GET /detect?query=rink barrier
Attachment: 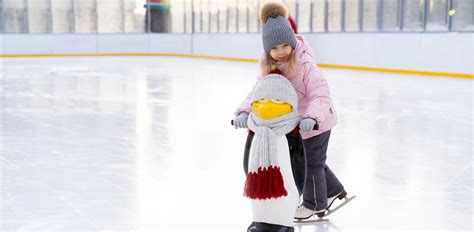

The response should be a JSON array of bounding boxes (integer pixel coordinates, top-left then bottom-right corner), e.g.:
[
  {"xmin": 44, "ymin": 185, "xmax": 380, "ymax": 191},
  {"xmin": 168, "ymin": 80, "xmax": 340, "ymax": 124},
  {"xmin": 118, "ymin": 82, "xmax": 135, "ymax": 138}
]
[
  {"xmin": 0, "ymin": 53, "xmax": 258, "ymax": 63},
  {"xmin": 0, "ymin": 53, "xmax": 472, "ymax": 79},
  {"xmin": 315, "ymin": 64, "xmax": 473, "ymax": 79}
]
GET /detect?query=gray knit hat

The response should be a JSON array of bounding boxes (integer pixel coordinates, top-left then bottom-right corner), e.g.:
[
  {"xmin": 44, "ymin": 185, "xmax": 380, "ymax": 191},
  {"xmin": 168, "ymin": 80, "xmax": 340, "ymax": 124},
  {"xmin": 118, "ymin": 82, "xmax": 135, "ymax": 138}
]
[
  {"xmin": 251, "ymin": 74, "xmax": 298, "ymax": 110},
  {"xmin": 261, "ymin": 16, "xmax": 297, "ymax": 55}
]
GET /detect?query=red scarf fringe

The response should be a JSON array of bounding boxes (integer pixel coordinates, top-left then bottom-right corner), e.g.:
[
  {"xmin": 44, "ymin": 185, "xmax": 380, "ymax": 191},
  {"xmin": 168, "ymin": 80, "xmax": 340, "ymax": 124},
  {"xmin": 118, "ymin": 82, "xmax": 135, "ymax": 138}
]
[{"xmin": 243, "ymin": 166, "xmax": 288, "ymax": 200}]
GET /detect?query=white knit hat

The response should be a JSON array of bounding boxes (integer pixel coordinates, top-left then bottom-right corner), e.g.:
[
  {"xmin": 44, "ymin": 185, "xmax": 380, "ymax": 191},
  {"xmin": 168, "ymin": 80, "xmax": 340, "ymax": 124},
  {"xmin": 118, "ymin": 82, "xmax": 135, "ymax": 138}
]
[{"xmin": 250, "ymin": 74, "xmax": 298, "ymax": 110}]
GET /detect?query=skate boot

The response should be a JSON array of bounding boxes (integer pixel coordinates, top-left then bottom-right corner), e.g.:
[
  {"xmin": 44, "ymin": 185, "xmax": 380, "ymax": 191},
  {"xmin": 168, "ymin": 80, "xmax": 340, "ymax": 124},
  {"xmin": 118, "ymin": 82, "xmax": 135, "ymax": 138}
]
[
  {"xmin": 327, "ymin": 190, "xmax": 347, "ymax": 209},
  {"xmin": 294, "ymin": 205, "xmax": 326, "ymax": 219},
  {"xmin": 247, "ymin": 222, "xmax": 294, "ymax": 232}
]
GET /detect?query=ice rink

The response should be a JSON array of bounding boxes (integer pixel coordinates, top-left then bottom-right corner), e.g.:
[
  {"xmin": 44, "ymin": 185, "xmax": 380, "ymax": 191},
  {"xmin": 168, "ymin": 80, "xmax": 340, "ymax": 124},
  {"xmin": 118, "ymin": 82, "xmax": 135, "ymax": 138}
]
[{"xmin": 1, "ymin": 57, "xmax": 472, "ymax": 231}]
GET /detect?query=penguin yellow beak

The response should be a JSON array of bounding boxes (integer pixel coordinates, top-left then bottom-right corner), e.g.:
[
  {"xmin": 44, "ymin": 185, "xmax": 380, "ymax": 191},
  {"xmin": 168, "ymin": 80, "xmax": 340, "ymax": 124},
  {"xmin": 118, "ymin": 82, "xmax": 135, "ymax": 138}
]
[{"xmin": 251, "ymin": 99, "xmax": 292, "ymax": 120}]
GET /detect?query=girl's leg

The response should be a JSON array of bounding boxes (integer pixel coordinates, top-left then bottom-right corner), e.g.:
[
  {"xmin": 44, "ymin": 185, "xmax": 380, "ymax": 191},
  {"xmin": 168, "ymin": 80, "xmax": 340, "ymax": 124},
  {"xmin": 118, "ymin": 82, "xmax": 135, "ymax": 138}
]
[
  {"xmin": 324, "ymin": 165, "xmax": 344, "ymax": 198},
  {"xmin": 302, "ymin": 130, "xmax": 343, "ymax": 211}
]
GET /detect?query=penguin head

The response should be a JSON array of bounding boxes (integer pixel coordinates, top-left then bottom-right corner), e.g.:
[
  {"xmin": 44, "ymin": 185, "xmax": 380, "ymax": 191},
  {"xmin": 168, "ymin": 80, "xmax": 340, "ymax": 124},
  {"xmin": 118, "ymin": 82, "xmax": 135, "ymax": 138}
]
[{"xmin": 250, "ymin": 71, "xmax": 298, "ymax": 120}]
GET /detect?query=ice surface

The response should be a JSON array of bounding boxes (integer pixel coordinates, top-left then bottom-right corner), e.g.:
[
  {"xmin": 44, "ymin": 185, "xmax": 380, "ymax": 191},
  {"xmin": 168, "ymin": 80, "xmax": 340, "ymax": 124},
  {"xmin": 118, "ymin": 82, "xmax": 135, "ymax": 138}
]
[{"xmin": 0, "ymin": 57, "xmax": 472, "ymax": 231}]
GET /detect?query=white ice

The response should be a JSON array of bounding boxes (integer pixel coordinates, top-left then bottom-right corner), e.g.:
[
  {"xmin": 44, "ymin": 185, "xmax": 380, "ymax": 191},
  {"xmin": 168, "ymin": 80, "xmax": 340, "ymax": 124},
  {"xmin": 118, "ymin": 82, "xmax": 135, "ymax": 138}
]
[{"xmin": 0, "ymin": 57, "xmax": 472, "ymax": 232}]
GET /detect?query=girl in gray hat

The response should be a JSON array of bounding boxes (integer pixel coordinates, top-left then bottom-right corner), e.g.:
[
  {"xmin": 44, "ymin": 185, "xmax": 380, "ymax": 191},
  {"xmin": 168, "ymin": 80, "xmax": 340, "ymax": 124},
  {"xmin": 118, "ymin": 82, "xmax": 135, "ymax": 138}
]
[{"xmin": 233, "ymin": 2, "xmax": 348, "ymax": 220}]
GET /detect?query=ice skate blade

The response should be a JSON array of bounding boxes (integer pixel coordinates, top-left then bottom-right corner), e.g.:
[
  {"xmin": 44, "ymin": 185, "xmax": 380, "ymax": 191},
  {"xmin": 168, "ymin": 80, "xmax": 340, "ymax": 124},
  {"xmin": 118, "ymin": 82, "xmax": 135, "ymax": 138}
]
[
  {"xmin": 294, "ymin": 196, "xmax": 356, "ymax": 224},
  {"xmin": 324, "ymin": 195, "xmax": 356, "ymax": 217},
  {"xmin": 294, "ymin": 217, "xmax": 329, "ymax": 224}
]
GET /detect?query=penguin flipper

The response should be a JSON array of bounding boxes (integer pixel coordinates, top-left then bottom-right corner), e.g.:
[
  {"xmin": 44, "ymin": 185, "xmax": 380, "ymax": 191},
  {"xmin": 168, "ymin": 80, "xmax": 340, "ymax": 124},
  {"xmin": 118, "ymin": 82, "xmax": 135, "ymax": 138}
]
[{"xmin": 243, "ymin": 130, "xmax": 255, "ymax": 175}]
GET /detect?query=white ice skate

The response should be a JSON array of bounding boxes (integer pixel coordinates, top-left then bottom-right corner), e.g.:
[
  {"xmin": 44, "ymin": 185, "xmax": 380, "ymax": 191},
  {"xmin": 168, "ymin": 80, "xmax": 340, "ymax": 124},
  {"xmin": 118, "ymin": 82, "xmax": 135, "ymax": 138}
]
[
  {"xmin": 294, "ymin": 190, "xmax": 355, "ymax": 223},
  {"xmin": 323, "ymin": 190, "xmax": 356, "ymax": 217}
]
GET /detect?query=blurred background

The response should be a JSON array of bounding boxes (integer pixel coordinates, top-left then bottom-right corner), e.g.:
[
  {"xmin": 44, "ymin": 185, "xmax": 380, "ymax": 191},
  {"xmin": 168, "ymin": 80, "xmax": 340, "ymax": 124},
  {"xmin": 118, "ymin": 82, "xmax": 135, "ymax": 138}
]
[
  {"xmin": 1, "ymin": 0, "xmax": 473, "ymax": 33},
  {"xmin": 0, "ymin": 1, "xmax": 472, "ymax": 232}
]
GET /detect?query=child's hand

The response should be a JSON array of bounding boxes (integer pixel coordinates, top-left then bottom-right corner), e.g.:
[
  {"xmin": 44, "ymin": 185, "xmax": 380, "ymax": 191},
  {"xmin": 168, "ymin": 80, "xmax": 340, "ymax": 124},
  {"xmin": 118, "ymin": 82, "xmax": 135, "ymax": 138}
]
[
  {"xmin": 299, "ymin": 118, "xmax": 318, "ymax": 132},
  {"xmin": 233, "ymin": 112, "xmax": 249, "ymax": 129}
]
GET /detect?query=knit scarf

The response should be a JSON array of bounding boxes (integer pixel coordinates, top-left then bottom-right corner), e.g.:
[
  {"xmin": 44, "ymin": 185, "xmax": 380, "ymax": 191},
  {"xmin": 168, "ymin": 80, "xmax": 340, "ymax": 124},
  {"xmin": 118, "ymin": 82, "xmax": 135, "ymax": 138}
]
[{"xmin": 244, "ymin": 111, "xmax": 300, "ymax": 200}]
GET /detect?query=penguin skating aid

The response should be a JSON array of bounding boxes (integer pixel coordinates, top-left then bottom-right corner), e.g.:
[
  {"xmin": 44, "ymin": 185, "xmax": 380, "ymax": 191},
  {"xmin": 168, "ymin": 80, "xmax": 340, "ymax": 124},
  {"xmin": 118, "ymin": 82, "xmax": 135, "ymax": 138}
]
[{"xmin": 233, "ymin": 72, "xmax": 313, "ymax": 232}]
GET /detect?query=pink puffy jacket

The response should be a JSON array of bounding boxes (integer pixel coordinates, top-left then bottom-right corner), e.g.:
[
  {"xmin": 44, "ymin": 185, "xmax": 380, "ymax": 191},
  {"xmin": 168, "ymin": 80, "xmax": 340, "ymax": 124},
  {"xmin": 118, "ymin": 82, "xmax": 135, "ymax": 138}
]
[{"xmin": 234, "ymin": 34, "xmax": 337, "ymax": 139}]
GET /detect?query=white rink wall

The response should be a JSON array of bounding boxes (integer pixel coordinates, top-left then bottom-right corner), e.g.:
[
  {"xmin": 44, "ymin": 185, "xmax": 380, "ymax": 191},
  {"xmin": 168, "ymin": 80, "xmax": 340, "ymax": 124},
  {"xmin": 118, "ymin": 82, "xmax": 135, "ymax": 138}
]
[
  {"xmin": 304, "ymin": 33, "xmax": 473, "ymax": 75},
  {"xmin": 0, "ymin": 34, "xmax": 192, "ymax": 55},
  {"xmin": 0, "ymin": 33, "xmax": 472, "ymax": 74}
]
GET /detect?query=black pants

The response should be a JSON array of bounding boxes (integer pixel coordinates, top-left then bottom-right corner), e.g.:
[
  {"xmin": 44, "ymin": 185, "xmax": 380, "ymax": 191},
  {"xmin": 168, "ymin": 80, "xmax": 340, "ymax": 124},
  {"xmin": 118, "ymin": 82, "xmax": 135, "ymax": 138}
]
[{"xmin": 302, "ymin": 130, "xmax": 344, "ymax": 211}]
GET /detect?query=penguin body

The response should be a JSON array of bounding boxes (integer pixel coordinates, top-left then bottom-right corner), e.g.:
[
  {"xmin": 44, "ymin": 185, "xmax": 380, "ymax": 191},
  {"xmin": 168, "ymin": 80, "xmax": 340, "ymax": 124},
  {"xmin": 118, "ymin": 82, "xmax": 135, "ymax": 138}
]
[
  {"xmin": 244, "ymin": 129, "xmax": 306, "ymax": 230},
  {"xmin": 250, "ymin": 134, "xmax": 299, "ymax": 226}
]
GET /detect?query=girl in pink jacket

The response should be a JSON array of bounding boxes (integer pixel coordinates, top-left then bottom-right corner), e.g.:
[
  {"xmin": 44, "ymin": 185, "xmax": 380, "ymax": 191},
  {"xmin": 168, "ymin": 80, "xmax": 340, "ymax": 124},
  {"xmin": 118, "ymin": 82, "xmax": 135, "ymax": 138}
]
[{"xmin": 233, "ymin": 2, "xmax": 347, "ymax": 220}]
